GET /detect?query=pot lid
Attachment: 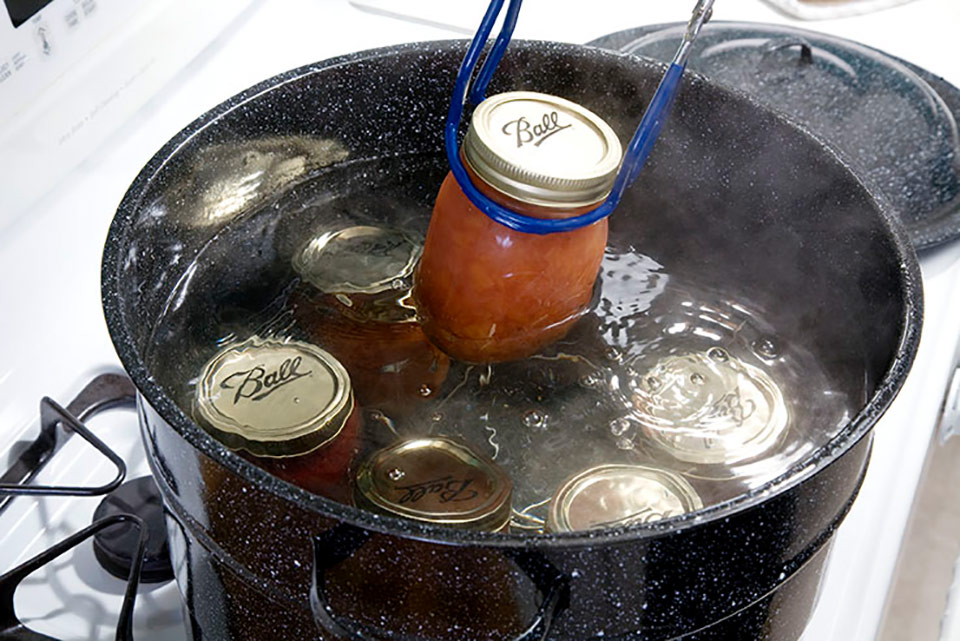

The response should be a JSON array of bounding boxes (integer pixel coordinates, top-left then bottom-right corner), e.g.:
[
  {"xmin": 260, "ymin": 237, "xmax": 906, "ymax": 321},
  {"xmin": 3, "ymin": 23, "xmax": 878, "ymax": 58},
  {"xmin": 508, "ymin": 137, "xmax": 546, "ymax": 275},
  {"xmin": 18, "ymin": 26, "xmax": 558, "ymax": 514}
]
[{"xmin": 588, "ymin": 22, "xmax": 960, "ymax": 251}]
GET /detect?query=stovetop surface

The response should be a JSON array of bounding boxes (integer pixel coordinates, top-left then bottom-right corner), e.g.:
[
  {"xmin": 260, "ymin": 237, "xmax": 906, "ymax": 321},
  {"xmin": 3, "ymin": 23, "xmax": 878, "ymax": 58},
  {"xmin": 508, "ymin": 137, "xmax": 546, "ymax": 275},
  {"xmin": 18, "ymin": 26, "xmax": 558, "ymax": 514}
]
[{"xmin": 1, "ymin": 1, "xmax": 958, "ymax": 640}]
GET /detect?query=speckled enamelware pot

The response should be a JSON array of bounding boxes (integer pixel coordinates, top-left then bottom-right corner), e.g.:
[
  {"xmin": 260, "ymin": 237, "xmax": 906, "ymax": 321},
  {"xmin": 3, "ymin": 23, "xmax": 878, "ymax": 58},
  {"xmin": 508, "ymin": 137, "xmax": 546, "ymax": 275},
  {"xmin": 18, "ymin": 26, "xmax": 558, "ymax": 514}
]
[{"xmin": 102, "ymin": 41, "xmax": 921, "ymax": 641}]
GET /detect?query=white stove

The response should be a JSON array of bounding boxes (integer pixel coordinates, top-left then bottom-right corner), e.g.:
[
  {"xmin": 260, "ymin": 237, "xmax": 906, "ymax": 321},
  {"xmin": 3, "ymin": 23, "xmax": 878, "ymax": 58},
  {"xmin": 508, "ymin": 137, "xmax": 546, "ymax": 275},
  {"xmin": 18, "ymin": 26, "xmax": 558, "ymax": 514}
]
[{"xmin": 0, "ymin": 0, "xmax": 958, "ymax": 639}]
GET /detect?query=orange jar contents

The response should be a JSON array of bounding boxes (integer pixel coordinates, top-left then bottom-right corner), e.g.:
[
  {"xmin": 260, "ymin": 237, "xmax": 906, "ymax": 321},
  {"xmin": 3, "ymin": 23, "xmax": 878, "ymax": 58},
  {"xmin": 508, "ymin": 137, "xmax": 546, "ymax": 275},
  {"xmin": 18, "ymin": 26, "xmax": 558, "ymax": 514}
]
[
  {"xmin": 290, "ymin": 287, "xmax": 450, "ymax": 418},
  {"xmin": 414, "ymin": 92, "xmax": 623, "ymax": 363},
  {"xmin": 253, "ymin": 404, "xmax": 361, "ymax": 503}
]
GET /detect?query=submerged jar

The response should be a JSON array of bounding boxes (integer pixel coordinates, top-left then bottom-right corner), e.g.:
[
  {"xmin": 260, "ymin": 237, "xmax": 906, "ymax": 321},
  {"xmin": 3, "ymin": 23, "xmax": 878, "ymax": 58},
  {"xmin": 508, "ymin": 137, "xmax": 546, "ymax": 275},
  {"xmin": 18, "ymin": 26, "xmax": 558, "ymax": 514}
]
[
  {"xmin": 546, "ymin": 464, "xmax": 703, "ymax": 532},
  {"xmin": 414, "ymin": 91, "xmax": 623, "ymax": 363},
  {"xmin": 193, "ymin": 336, "xmax": 361, "ymax": 503},
  {"xmin": 290, "ymin": 225, "xmax": 450, "ymax": 419}
]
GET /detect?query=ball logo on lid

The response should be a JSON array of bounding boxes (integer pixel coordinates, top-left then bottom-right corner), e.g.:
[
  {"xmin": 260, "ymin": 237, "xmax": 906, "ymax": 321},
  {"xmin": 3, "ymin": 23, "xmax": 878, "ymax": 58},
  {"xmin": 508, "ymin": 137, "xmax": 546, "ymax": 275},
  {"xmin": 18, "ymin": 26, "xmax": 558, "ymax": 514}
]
[
  {"xmin": 463, "ymin": 91, "xmax": 622, "ymax": 207},
  {"xmin": 395, "ymin": 475, "xmax": 479, "ymax": 505},
  {"xmin": 355, "ymin": 437, "xmax": 512, "ymax": 531},
  {"xmin": 195, "ymin": 336, "xmax": 352, "ymax": 454},
  {"xmin": 219, "ymin": 354, "xmax": 312, "ymax": 405},
  {"xmin": 501, "ymin": 111, "xmax": 573, "ymax": 149}
]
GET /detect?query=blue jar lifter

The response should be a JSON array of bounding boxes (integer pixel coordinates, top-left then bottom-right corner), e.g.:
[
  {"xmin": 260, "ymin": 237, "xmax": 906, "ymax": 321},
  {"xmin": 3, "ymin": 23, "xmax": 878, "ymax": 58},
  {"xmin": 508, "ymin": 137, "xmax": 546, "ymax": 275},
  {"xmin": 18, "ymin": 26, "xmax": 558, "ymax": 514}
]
[{"xmin": 445, "ymin": 0, "xmax": 717, "ymax": 234}]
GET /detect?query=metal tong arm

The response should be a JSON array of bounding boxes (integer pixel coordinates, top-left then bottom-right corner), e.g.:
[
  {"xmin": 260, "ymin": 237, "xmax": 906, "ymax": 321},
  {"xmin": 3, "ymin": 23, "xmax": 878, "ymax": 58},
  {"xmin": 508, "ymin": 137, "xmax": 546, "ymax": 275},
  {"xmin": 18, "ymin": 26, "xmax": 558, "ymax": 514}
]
[{"xmin": 445, "ymin": 0, "xmax": 716, "ymax": 235}]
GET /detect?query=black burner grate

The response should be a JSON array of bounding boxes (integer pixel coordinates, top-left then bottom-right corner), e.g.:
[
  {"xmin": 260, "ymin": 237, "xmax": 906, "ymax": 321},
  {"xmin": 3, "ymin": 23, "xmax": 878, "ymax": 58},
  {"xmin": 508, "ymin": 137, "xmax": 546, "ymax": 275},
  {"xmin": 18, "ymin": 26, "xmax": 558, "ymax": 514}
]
[
  {"xmin": 0, "ymin": 373, "xmax": 135, "ymax": 512},
  {"xmin": 0, "ymin": 372, "xmax": 166, "ymax": 641},
  {"xmin": 0, "ymin": 514, "xmax": 147, "ymax": 641}
]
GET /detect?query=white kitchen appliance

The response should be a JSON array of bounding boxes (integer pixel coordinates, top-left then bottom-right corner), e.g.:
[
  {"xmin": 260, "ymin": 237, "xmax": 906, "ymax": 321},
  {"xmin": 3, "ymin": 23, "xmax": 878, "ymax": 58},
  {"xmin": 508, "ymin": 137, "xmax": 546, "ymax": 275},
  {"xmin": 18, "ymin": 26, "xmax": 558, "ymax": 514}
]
[{"xmin": 0, "ymin": 0, "xmax": 256, "ymax": 233}]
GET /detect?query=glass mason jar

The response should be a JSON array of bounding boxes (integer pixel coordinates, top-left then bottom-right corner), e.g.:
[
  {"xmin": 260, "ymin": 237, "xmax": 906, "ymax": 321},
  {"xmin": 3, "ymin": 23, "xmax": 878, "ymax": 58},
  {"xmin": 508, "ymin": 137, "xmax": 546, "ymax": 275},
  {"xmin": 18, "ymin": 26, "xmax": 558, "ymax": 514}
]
[
  {"xmin": 414, "ymin": 91, "xmax": 623, "ymax": 363},
  {"xmin": 193, "ymin": 336, "xmax": 361, "ymax": 503},
  {"xmin": 354, "ymin": 436, "xmax": 513, "ymax": 532}
]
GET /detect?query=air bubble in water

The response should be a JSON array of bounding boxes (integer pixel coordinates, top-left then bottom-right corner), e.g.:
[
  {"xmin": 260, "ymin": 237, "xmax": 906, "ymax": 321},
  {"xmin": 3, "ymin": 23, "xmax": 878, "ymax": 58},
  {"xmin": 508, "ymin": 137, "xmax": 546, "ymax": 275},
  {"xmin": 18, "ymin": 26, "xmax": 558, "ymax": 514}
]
[
  {"xmin": 388, "ymin": 468, "xmax": 405, "ymax": 481},
  {"xmin": 391, "ymin": 278, "xmax": 405, "ymax": 290},
  {"xmin": 580, "ymin": 372, "xmax": 602, "ymax": 388},
  {"xmin": 431, "ymin": 412, "xmax": 444, "ymax": 422},
  {"xmin": 418, "ymin": 384, "xmax": 433, "ymax": 397},
  {"xmin": 606, "ymin": 347, "xmax": 623, "ymax": 362},
  {"xmin": 479, "ymin": 366, "xmax": 492, "ymax": 386},
  {"xmin": 610, "ymin": 417, "xmax": 631, "ymax": 436},
  {"xmin": 707, "ymin": 347, "xmax": 729, "ymax": 362},
  {"xmin": 524, "ymin": 409, "xmax": 547, "ymax": 429},
  {"xmin": 753, "ymin": 337, "xmax": 779, "ymax": 359},
  {"xmin": 690, "ymin": 372, "xmax": 705, "ymax": 385}
]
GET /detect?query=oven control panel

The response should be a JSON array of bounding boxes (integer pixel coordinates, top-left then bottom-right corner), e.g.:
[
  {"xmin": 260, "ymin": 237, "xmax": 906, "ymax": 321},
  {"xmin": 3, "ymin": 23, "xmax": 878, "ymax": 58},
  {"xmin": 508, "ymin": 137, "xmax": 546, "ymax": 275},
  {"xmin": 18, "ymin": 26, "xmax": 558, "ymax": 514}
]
[
  {"xmin": 0, "ymin": 0, "xmax": 146, "ymax": 126},
  {"xmin": 0, "ymin": 0, "xmax": 254, "ymax": 232}
]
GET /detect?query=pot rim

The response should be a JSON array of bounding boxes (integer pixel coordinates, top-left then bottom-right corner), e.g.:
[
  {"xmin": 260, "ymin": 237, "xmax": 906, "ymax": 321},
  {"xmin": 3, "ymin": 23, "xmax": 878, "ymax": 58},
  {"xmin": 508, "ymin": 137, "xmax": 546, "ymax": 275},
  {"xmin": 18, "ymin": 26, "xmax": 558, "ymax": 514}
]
[{"xmin": 101, "ymin": 39, "xmax": 923, "ymax": 549}]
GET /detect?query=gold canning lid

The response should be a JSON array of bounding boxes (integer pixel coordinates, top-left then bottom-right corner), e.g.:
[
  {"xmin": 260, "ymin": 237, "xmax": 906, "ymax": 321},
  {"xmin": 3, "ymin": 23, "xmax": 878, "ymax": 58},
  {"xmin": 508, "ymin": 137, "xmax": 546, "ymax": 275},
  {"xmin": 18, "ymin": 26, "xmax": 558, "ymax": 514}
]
[
  {"xmin": 355, "ymin": 437, "xmax": 512, "ymax": 531},
  {"xmin": 632, "ymin": 348, "xmax": 790, "ymax": 466},
  {"xmin": 194, "ymin": 336, "xmax": 353, "ymax": 458},
  {"xmin": 293, "ymin": 225, "xmax": 421, "ymax": 296},
  {"xmin": 547, "ymin": 464, "xmax": 703, "ymax": 533},
  {"xmin": 463, "ymin": 91, "xmax": 623, "ymax": 208}
]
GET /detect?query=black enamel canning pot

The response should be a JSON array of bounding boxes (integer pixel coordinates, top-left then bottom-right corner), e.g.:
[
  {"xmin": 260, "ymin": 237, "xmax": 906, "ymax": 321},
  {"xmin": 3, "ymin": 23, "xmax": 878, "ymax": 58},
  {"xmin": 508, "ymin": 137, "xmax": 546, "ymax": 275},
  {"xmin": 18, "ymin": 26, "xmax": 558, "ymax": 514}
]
[{"xmin": 102, "ymin": 41, "xmax": 921, "ymax": 641}]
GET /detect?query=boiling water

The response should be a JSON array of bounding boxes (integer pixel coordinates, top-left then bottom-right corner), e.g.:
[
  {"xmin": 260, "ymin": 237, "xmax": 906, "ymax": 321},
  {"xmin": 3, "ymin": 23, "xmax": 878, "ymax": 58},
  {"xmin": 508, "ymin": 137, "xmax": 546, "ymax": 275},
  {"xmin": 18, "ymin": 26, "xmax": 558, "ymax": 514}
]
[{"xmin": 146, "ymin": 156, "xmax": 858, "ymax": 534}]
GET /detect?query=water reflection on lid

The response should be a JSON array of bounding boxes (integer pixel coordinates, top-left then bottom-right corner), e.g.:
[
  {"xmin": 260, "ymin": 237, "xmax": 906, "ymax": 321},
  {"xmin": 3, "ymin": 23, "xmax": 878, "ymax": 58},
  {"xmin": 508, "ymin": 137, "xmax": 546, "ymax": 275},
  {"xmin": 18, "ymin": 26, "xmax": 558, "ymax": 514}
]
[
  {"xmin": 629, "ymin": 347, "xmax": 789, "ymax": 466},
  {"xmin": 355, "ymin": 437, "xmax": 512, "ymax": 531},
  {"xmin": 293, "ymin": 225, "xmax": 421, "ymax": 295},
  {"xmin": 547, "ymin": 464, "xmax": 703, "ymax": 532}
]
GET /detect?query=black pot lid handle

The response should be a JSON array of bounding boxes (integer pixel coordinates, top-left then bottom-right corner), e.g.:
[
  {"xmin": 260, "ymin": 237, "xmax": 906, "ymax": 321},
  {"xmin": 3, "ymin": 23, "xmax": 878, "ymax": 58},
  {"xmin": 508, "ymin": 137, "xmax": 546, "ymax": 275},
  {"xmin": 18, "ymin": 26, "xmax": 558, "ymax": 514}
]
[
  {"xmin": 588, "ymin": 21, "xmax": 960, "ymax": 252},
  {"xmin": 310, "ymin": 523, "xmax": 569, "ymax": 641},
  {"xmin": 0, "ymin": 514, "xmax": 147, "ymax": 641}
]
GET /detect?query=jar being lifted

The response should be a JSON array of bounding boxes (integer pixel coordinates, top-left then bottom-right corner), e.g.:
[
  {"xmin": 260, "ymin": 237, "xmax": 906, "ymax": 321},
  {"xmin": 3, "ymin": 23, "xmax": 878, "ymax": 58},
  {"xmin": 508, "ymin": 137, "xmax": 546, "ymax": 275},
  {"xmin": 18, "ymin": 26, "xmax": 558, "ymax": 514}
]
[{"xmin": 414, "ymin": 91, "xmax": 623, "ymax": 363}]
